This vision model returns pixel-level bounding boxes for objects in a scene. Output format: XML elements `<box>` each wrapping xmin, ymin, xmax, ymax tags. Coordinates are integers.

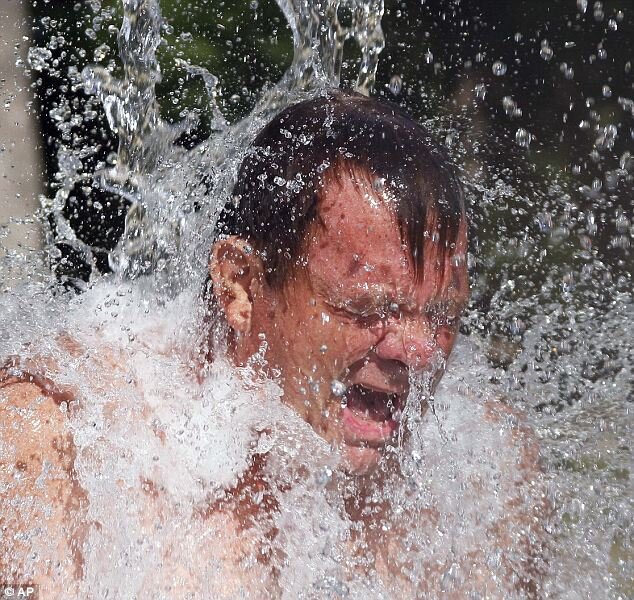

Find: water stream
<box><xmin>0</xmin><ymin>0</ymin><xmax>632</xmax><ymax>597</ymax></box>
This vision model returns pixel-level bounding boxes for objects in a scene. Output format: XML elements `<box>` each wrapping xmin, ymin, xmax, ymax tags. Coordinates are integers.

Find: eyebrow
<box><xmin>327</xmin><ymin>294</ymin><xmax>466</xmax><ymax>317</ymax></box>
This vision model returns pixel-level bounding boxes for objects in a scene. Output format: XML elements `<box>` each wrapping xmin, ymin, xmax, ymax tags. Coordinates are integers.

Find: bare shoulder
<box><xmin>0</xmin><ymin>375</ymin><xmax>86</xmax><ymax>595</ymax></box>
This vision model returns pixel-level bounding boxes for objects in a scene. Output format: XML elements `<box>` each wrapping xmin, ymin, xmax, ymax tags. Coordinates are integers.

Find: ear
<box><xmin>209</xmin><ymin>237</ymin><xmax>262</xmax><ymax>334</ymax></box>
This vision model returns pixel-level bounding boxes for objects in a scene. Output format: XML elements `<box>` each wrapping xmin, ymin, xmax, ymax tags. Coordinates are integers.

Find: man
<box><xmin>208</xmin><ymin>90</ymin><xmax>468</xmax><ymax>474</ymax></box>
<box><xmin>1</xmin><ymin>91</ymin><xmax>543</xmax><ymax>596</ymax></box>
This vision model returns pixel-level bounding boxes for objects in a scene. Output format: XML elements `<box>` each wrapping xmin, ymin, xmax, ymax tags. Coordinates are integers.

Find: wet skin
<box><xmin>210</xmin><ymin>166</ymin><xmax>469</xmax><ymax>473</ymax></box>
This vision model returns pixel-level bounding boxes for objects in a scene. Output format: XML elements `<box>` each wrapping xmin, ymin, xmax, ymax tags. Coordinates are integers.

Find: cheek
<box><xmin>435</xmin><ymin>327</ymin><xmax>459</xmax><ymax>356</ymax></box>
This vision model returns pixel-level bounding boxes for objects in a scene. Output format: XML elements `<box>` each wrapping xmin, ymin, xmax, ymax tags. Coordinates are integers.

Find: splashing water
<box><xmin>0</xmin><ymin>0</ymin><xmax>632</xmax><ymax>597</ymax></box>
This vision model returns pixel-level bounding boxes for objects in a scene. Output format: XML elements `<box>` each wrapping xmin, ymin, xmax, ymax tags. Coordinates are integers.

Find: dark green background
<box><xmin>28</xmin><ymin>0</ymin><xmax>633</xmax><ymax>336</ymax></box>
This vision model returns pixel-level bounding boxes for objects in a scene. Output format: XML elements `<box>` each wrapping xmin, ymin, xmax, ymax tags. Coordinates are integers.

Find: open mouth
<box><xmin>340</xmin><ymin>384</ymin><xmax>405</xmax><ymax>446</ymax></box>
<box><xmin>345</xmin><ymin>384</ymin><xmax>402</xmax><ymax>421</ymax></box>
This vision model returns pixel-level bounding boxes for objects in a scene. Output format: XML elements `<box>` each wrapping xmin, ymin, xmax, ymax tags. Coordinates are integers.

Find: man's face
<box><xmin>235</xmin><ymin>170</ymin><xmax>469</xmax><ymax>473</ymax></box>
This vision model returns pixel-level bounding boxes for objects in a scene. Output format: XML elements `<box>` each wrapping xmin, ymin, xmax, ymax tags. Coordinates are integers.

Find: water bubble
<box><xmin>27</xmin><ymin>46</ymin><xmax>52</xmax><ymax>72</ymax></box>
<box><xmin>372</xmin><ymin>177</ymin><xmax>385</xmax><ymax>193</ymax></box>
<box><xmin>515</xmin><ymin>128</ymin><xmax>533</xmax><ymax>148</ymax></box>
<box><xmin>577</xmin><ymin>0</ymin><xmax>588</xmax><ymax>13</ymax></box>
<box><xmin>602</xmin><ymin>85</ymin><xmax>612</xmax><ymax>98</ymax></box>
<box><xmin>615</xmin><ymin>211</ymin><xmax>629</xmax><ymax>234</ymax></box>
<box><xmin>537</xmin><ymin>212</ymin><xmax>553</xmax><ymax>233</ymax></box>
<box><xmin>85</xmin><ymin>28</ymin><xmax>97</xmax><ymax>41</ymax></box>
<box><xmin>314</xmin><ymin>466</ymin><xmax>332</xmax><ymax>486</ymax></box>
<box><xmin>593</xmin><ymin>2</ymin><xmax>604</xmax><ymax>22</ymax></box>
<box><xmin>560</xmin><ymin>62</ymin><xmax>574</xmax><ymax>80</ymax></box>
<box><xmin>607</xmin><ymin>18</ymin><xmax>617</xmax><ymax>31</ymax></box>
<box><xmin>330</xmin><ymin>380</ymin><xmax>347</xmax><ymax>397</ymax></box>
<box><xmin>595</xmin><ymin>124</ymin><xmax>618</xmax><ymax>150</ymax></box>
<box><xmin>514</xmin><ymin>32</ymin><xmax>523</xmax><ymax>43</ymax></box>
<box><xmin>474</xmin><ymin>82</ymin><xmax>486</xmax><ymax>101</ymax></box>
<box><xmin>492</xmin><ymin>61</ymin><xmax>507</xmax><ymax>76</ymax></box>
<box><xmin>540</xmin><ymin>40</ymin><xmax>553</xmax><ymax>61</ymax></box>
<box><xmin>564</xmin><ymin>41</ymin><xmax>576</xmax><ymax>49</ymax></box>
<box><xmin>93</xmin><ymin>44</ymin><xmax>110</xmax><ymax>62</ymax></box>
<box><xmin>389</xmin><ymin>74</ymin><xmax>402</xmax><ymax>95</ymax></box>
<box><xmin>604</xmin><ymin>170</ymin><xmax>618</xmax><ymax>191</ymax></box>
<box><xmin>509</xmin><ymin>317</ymin><xmax>525</xmax><ymax>336</ymax></box>
<box><xmin>619</xmin><ymin>151</ymin><xmax>633</xmax><ymax>172</ymax></box>
<box><xmin>502</xmin><ymin>96</ymin><xmax>520</xmax><ymax>117</ymax></box>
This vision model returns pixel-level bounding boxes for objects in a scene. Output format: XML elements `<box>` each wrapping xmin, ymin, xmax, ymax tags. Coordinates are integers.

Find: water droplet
<box><xmin>515</xmin><ymin>128</ymin><xmax>533</xmax><ymax>148</ymax></box>
<box><xmin>93</xmin><ymin>44</ymin><xmax>110</xmax><ymax>62</ymax></box>
<box><xmin>389</xmin><ymin>74</ymin><xmax>402</xmax><ymax>95</ymax></box>
<box><xmin>540</xmin><ymin>44</ymin><xmax>553</xmax><ymax>61</ymax></box>
<box><xmin>577</xmin><ymin>0</ymin><xmax>588</xmax><ymax>13</ymax></box>
<box><xmin>331</xmin><ymin>379</ymin><xmax>347</xmax><ymax>397</ymax></box>
<box><xmin>602</xmin><ymin>85</ymin><xmax>612</xmax><ymax>98</ymax></box>
<box><xmin>319</xmin><ymin>344</ymin><xmax>328</xmax><ymax>353</ymax></box>
<box><xmin>424</xmin><ymin>50</ymin><xmax>433</xmax><ymax>64</ymax></box>
<box><xmin>560</xmin><ymin>62</ymin><xmax>575</xmax><ymax>79</ymax></box>
<box><xmin>372</xmin><ymin>177</ymin><xmax>385</xmax><ymax>193</ymax></box>
<box><xmin>593</xmin><ymin>2</ymin><xmax>604</xmax><ymax>22</ymax></box>
<box><xmin>502</xmin><ymin>96</ymin><xmax>517</xmax><ymax>116</ymax></box>
<box><xmin>27</xmin><ymin>46</ymin><xmax>52</xmax><ymax>72</ymax></box>
<box><xmin>492</xmin><ymin>61</ymin><xmax>507</xmax><ymax>76</ymax></box>
<box><xmin>607</xmin><ymin>18</ymin><xmax>617</xmax><ymax>31</ymax></box>
<box><xmin>619</xmin><ymin>151</ymin><xmax>633</xmax><ymax>171</ymax></box>
<box><xmin>509</xmin><ymin>317</ymin><xmax>525</xmax><ymax>336</ymax></box>
<box><xmin>595</xmin><ymin>124</ymin><xmax>618</xmax><ymax>150</ymax></box>
<box><xmin>474</xmin><ymin>82</ymin><xmax>486</xmax><ymax>101</ymax></box>
<box><xmin>564</xmin><ymin>41</ymin><xmax>576</xmax><ymax>49</ymax></box>
<box><xmin>537</xmin><ymin>212</ymin><xmax>553</xmax><ymax>233</ymax></box>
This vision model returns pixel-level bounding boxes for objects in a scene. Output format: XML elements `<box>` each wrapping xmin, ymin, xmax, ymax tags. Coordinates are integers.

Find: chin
<box><xmin>341</xmin><ymin>444</ymin><xmax>382</xmax><ymax>475</ymax></box>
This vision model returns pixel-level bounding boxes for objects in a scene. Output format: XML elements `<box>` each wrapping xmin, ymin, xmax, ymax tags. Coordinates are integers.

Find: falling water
<box><xmin>1</xmin><ymin>0</ymin><xmax>632</xmax><ymax>598</ymax></box>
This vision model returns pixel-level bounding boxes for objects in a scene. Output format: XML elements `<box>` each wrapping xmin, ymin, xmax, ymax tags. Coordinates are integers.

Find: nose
<box><xmin>373</xmin><ymin>316</ymin><xmax>441</xmax><ymax>370</ymax></box>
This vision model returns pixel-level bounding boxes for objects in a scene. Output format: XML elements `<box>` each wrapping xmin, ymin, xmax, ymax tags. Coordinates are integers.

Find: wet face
<box><xmin>211</xmin><ymin>169</ymin><xmax>469</xmax><ymax>474</ymax></box>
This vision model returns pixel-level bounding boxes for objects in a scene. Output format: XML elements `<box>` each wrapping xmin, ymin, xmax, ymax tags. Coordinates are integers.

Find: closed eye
<box><xmin>325</xmin><ymin>302</ymin><xmax>385</xmax><ymax>326</ymax></box>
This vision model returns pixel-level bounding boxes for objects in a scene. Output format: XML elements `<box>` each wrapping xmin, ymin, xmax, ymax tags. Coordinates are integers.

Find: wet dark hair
<box><xmin>216</xmin><ymin>89</ymin><xmax>465</xmax><ymax>287</ymax></box>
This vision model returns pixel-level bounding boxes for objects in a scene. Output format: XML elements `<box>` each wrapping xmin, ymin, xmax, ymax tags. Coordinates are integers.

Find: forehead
<box><xmin>306</xmin><ymin>170</ymin><xmax>466</xmax><ymax>305</ymax></box>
